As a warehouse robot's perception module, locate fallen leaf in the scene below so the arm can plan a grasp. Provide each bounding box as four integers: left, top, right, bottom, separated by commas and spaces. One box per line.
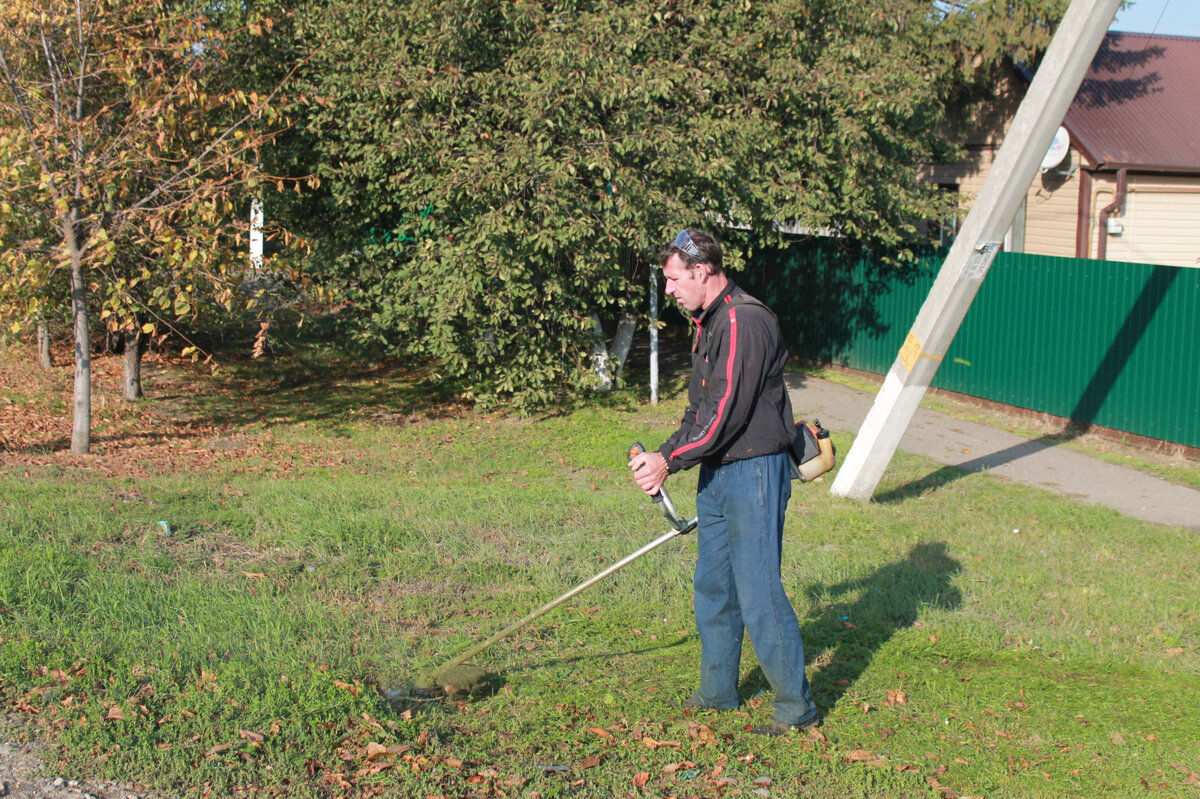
333, 680, 360, 697
686, 722, 716, 746
633, 772, 650, 788
238, 729, 264, 743
105, 706, 125, 720
577, 755, 601, 769
843, 749, 876, 762
365, 742, 388, 761
206, 744, 231, 758
927, 775, 959, 798
587, 726, 613, 740
1170, 764, 1200, 785
642, 736, 681, 750
661, 761, 695, 774
241, 570, 266, 579
885, 689, 908, 705
1111, 732, 1125, 745
443, 757, 464, 769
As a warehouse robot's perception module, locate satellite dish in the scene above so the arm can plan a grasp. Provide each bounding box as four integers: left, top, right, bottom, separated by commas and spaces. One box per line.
1041, 126, 1070, 171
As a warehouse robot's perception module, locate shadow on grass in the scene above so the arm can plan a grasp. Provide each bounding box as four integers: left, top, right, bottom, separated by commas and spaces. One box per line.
164, 350, 471, 430
739, 543, 962, 716
504, 635, 695, 683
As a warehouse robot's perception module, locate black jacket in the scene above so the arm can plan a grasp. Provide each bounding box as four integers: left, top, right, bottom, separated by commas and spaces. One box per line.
658, 281, 795, 474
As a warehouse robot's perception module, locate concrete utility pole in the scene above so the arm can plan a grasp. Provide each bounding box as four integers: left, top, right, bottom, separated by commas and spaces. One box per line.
830, 0, 1123, 501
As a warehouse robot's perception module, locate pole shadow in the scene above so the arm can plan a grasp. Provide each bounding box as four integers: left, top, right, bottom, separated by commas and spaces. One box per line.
877, 263, 1181, 502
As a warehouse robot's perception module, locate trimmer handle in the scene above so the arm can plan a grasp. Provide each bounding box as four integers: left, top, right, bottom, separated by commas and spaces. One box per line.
628, 442, 691, 533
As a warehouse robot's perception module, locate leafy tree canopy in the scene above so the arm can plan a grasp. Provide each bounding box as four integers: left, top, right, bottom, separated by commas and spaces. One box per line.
291, 0, 1066, 408
0, 0, 299, 451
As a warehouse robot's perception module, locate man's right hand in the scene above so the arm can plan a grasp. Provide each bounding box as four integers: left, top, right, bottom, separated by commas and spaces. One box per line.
629, 450, 669, 497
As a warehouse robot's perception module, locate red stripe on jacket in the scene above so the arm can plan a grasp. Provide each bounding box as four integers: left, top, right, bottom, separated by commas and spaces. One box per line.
669, 303, 739, 464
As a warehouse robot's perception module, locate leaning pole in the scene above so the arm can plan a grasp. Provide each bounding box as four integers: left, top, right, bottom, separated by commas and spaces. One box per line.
830, 0, 1124, 501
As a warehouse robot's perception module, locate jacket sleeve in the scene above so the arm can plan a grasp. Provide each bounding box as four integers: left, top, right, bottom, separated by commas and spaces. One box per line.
661, 304, 773, 474
657, 405, 696, 465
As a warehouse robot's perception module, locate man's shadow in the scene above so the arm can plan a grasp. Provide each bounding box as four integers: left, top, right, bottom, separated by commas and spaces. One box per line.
739, 543, 962, 713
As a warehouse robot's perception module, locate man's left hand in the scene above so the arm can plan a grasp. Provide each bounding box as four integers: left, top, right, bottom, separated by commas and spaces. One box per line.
629, 450, 669, 496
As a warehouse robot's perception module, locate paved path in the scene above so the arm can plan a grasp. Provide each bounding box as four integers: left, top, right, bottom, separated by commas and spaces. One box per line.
785, 374, 1200, 531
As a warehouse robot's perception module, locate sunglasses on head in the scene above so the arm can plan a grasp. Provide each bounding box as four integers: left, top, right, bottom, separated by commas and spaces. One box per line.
673, 230, 701, 258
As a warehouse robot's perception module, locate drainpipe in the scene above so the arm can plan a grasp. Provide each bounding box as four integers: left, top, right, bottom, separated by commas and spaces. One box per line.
1096, 167, 1127, 261
1075, 167, 1093, 258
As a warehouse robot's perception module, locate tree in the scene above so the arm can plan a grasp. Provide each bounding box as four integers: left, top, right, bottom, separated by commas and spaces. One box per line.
0, 0, 295, 452
286, 0, 1065, 408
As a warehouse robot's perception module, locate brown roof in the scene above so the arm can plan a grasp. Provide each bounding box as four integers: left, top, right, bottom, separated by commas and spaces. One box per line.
1063, 32, 1200, 174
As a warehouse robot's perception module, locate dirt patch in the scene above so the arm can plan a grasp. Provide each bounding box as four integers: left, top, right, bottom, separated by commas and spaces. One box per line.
0, 349, 267, 478
0, 347, 460, 481
0, 716, 162, 799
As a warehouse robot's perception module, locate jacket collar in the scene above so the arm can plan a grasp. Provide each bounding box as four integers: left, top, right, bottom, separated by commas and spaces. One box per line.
691, 279, 738, 327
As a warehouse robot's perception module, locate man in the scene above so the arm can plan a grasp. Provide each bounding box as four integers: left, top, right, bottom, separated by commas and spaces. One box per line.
629, 229, 818, 736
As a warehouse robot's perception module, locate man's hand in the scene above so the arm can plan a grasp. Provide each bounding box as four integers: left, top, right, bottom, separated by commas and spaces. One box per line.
629, 450, 669, 496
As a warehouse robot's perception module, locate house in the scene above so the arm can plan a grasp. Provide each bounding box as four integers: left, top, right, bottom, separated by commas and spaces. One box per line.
929, 32, 1200, 268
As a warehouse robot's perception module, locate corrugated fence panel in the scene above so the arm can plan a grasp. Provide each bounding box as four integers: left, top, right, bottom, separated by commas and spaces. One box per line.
744, 242, 1200, 449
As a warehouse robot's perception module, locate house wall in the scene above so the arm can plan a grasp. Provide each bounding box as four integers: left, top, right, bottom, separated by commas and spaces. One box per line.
1021, 149, 1083, 258
933, 151, 1200, 268
1093, 174, 1200, 268
923, 67, 1200, 268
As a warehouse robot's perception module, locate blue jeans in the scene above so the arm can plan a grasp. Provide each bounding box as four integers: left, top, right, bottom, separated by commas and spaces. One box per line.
692, 451, 816, 725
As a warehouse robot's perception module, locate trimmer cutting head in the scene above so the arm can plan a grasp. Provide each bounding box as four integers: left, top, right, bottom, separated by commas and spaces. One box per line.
410, 663, 494, 699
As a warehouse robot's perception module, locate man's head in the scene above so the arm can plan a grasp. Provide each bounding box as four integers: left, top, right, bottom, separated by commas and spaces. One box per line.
659, 229, 727, 313
659, 229, 723, 275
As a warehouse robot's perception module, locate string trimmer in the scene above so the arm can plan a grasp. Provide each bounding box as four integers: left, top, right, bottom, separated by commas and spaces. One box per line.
400, 443, 697, 700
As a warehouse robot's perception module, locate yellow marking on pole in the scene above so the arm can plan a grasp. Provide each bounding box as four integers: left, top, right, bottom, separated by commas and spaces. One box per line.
900, 330, 944, 372
899, 331, 922, 372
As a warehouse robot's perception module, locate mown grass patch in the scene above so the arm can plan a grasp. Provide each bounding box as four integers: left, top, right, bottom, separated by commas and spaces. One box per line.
1, 342, 1197, 798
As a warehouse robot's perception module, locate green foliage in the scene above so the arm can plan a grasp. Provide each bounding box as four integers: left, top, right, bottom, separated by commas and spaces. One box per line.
285, 0, 1066, 407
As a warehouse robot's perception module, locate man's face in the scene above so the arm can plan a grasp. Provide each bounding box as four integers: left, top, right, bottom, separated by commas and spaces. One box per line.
662, 252, 708, 314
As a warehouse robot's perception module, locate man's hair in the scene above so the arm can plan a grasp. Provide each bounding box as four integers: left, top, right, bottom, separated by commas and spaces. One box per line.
659, 229, 723, 274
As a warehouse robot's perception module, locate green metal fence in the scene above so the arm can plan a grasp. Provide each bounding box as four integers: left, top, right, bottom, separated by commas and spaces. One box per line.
742, 240, 1200, 450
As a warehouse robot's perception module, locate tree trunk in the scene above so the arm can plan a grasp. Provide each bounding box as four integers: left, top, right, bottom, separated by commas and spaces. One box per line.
590, 314, 612, 391
123, 327, 145, 400
37, 321, 52, 369
591, 311, 639, 391
609, 310, 638, 382
69, 253, 91, 455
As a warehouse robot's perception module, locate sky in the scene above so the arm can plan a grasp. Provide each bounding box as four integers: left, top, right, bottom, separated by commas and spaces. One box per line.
1109, 0, 1200, 38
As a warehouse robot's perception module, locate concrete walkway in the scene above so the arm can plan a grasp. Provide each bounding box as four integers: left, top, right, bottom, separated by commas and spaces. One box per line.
785, 374, 1200, 531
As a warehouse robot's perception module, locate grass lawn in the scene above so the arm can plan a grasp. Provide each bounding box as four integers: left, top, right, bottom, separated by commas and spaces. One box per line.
1, 339, 1197, 798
